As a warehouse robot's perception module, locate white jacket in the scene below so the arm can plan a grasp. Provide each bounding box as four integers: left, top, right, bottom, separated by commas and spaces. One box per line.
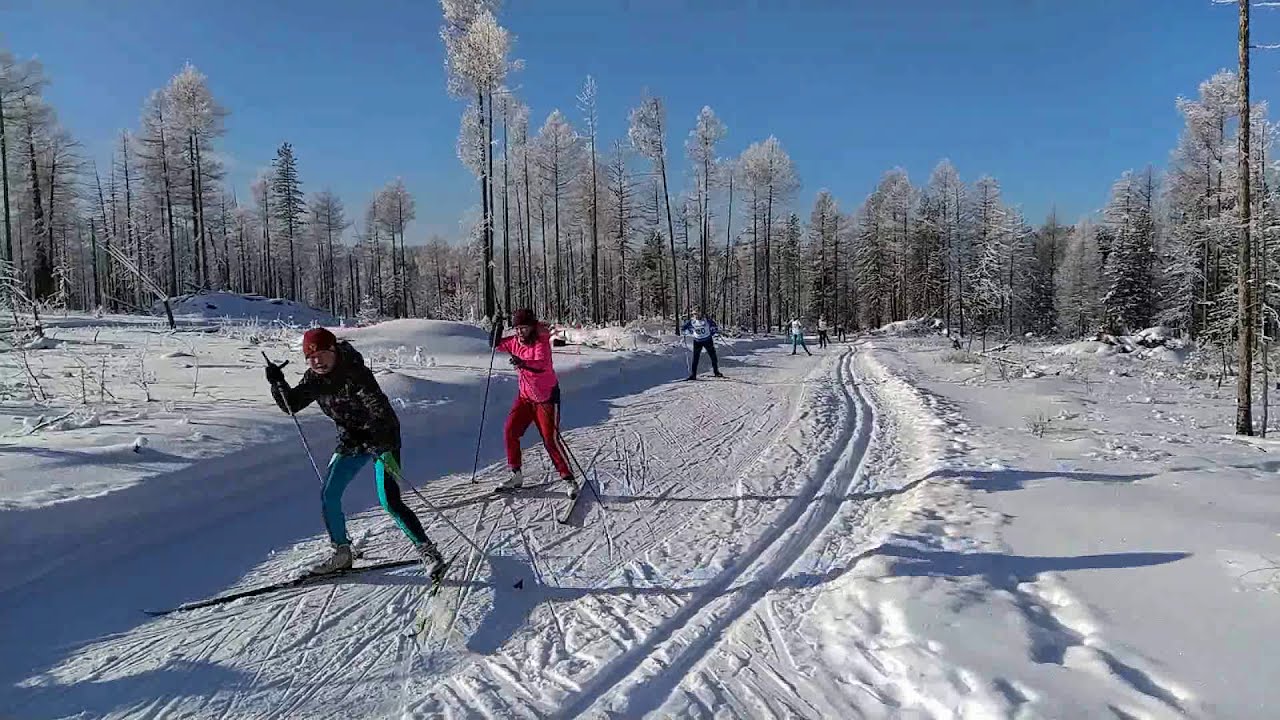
790, 320, 804, 336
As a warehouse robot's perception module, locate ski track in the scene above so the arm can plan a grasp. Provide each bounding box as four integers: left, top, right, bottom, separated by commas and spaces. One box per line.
8, 342, 912, 720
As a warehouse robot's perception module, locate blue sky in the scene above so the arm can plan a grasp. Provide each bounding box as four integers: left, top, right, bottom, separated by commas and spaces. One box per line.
5, 0, 1279, 243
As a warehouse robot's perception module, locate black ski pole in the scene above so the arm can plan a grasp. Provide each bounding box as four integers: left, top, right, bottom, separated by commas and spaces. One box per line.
263, 351, 325, 485
470, 309, 504, 484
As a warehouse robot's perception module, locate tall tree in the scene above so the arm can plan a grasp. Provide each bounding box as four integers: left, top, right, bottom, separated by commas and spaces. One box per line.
741, 136, 798, 331
0, 52, 44, 265
166, 63, 226, 292
687, 106, 726, 314
629, 93, 680, 332
138, 90, 180, 296
535, 110, 580, 320
440, 0, 513, 324
1101, 171, 1157, 333
272, 142, 304, 299
310, 190, 348, 312
577, 76, 602, 322
607, 139, 633, 323
1236, 0, 1254, 435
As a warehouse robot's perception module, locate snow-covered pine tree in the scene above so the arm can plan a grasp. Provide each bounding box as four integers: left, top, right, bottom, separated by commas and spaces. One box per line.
1023, 211, 1067, 336
966, 175, 1009, 343
1101, 170, 1158, 334
271, 142, 305, 299
1057, 219, 1104, 338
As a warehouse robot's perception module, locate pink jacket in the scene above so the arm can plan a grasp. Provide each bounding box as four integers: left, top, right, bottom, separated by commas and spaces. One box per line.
496, 325, 559, 402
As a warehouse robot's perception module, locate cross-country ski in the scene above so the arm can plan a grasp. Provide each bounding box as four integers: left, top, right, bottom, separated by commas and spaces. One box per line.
6, 3, 1280, 718
143, 558, 423, 617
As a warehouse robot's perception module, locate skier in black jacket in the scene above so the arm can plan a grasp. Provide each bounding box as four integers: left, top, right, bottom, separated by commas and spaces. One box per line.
267, 327, 442, 575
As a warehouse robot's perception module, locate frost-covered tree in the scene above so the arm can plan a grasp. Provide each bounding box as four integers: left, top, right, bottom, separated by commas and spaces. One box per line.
440, 0, 514, 322
1101, 170, 1157, 333
807, 190, 839, 320
536, 110, 581, 320
740, 136, 798, 331
1023, 211, 1067, 335
966, 176, 1009, 341
309, 190, 347, 313
919, 161, 966, 333
629, 93, 679, 330
1163, 71, 1238, 336
1057, 219, 1104, 338
686, 105, 725, 313
375, 179, 415, 316
606, 139, 634, 323
166, 63, 226, 290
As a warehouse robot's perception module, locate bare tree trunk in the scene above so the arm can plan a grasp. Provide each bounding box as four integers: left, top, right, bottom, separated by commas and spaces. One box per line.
658, 157, 679, 333
502, 101, 512, 315
1238, 0, 1255, 435
0, 91, 12, 263
480, 91, 495, 321
721, 173, 734, 323
195, 135, 210, 290
157, 110, 178, 297
24, 106, 51, 299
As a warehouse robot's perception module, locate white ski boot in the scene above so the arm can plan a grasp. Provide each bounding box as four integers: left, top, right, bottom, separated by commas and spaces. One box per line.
310, 543, 354, 575
499, 468, 524, 490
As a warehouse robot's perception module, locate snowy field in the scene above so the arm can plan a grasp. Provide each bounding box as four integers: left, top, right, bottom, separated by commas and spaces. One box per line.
3, 311, 1279, 719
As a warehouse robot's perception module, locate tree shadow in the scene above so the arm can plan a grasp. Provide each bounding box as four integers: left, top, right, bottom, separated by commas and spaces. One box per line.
928, 467, 1155, 493
6, 659, 250, 720
873, 543, 1190, 582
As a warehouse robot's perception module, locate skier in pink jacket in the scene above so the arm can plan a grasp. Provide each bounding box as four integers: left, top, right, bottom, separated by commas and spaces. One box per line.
495, 308, 572, 489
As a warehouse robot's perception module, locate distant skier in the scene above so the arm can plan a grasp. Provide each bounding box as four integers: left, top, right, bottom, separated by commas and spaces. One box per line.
266, 327, 444, 575
790, 318, 812, 356
817, 316, 830, 349
681, 306, 724, 380
495, 308, 573, 490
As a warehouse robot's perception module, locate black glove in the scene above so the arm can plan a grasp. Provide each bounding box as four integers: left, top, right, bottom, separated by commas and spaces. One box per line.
509, 356, 526, 369
264, 359, 288, 386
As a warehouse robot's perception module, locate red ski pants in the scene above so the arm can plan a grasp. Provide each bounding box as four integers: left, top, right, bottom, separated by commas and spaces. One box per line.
505, 395, 571, 477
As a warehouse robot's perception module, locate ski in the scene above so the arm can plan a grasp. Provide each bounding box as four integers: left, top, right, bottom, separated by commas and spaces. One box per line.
557, 476, 587, 524
143, 558, 421, 616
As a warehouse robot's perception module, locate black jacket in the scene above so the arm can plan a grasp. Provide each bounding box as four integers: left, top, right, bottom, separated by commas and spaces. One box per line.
271, 341, 400, 455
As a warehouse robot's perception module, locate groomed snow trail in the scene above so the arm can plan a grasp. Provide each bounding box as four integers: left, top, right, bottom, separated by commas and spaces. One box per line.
12, 342, 913, 719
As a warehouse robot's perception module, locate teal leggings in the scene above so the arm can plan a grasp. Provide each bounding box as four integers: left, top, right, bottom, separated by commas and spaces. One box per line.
322, 451, 428, 546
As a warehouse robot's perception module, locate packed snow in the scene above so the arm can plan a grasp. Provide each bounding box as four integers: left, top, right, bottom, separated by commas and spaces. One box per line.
2, 314, 1278, 719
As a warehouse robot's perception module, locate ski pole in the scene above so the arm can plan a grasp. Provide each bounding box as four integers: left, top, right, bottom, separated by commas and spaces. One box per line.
263, 351, 325, 485
382, 459, 491, 558
470, 309, 504, 484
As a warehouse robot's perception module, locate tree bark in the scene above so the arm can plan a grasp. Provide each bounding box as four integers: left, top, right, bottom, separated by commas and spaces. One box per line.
1237, 0, 1255, 435
0, 91, 12, 263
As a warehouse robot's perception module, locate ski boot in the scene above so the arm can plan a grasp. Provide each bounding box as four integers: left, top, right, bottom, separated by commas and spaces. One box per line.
498, 467, 524, 490
310, 543, 354, 575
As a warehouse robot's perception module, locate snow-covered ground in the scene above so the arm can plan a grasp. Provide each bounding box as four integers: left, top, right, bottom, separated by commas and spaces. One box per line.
3, 309, 1278, 718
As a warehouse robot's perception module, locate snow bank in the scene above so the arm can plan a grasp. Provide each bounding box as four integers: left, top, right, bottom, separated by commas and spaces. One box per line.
1051, 340, 1119, 357
557, 324, 667, 351
335, 319, 492, 369
871, 317, 939, 337
161, 292, 338, 326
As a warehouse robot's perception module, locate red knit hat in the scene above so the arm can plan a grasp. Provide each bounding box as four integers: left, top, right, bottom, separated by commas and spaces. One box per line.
512, 308, 536, 327
302, 327, 337, 358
